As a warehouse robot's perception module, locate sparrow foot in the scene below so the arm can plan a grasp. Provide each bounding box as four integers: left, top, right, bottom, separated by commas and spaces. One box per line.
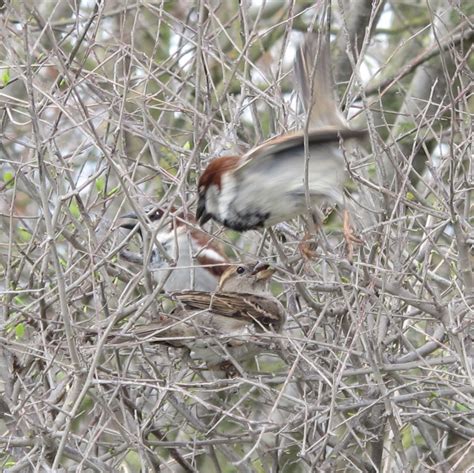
343, 210, 363, 261
298, 232, 318, 260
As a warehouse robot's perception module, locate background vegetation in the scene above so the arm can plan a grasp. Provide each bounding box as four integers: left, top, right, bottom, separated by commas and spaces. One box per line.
0, 0, 472, 471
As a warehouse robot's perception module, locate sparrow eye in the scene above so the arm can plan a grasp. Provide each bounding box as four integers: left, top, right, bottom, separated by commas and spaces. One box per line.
236, 266, 246, 274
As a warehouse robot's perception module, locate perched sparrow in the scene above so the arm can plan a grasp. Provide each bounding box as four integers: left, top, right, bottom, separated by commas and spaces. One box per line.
196, 34, 366, 231
111, 262, 285, 363
118, 206, 229, 292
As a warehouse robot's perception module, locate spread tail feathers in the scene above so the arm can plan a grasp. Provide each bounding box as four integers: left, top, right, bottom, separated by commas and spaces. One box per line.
294, 33, 347, 129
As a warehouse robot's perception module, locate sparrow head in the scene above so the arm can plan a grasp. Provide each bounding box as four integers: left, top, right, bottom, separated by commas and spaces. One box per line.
118, 205, 166, 233
118, 205, 195, 234
218, 262, 275, 294
197, 156, 240, 226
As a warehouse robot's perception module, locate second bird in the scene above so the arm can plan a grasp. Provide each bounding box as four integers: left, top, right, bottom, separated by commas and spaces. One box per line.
111, 262, 285, 365
196, 34, 366, 231
119, 206, 229, 292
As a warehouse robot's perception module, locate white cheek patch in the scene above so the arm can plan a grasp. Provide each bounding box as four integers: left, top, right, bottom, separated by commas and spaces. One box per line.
205, 185, 220, 215
218, 174, 237, 219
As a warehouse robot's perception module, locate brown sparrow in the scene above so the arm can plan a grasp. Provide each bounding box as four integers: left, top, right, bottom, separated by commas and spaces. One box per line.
118, 206, 229, 292
112, 262, 285, 363
196, 34, 366, 231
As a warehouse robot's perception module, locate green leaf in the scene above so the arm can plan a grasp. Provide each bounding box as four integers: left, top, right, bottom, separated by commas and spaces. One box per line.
252, 458, 265, 473
3, 170, 14, 188
95, 177, 105, 194
13, 295, 25, 305
367, 163, 377, 177
450, 262, 457, 279
398, 121, 414, 135
18, 227, 31, 242
124, 450, 141, 470
454, 402, 469, 412
55, 371, 67, 381
15, 323, 25, 339
1, 68, 10, 86
69, 200, 80, 218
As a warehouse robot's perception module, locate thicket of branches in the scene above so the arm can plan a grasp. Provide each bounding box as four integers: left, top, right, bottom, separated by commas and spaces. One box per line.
0, 1, 472, 472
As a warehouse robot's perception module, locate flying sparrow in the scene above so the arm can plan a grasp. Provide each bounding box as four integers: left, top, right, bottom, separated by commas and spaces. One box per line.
118, 206, 229, 292
196, 34, 366, 232
111, 262, 285, 365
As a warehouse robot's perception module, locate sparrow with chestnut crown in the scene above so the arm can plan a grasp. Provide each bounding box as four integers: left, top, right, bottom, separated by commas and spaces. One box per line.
196, 34, 365, 236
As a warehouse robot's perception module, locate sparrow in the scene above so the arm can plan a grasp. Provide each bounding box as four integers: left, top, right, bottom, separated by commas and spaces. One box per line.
118, 206, 229, 292
110, 262, 285, 364
196, 34, 366, 232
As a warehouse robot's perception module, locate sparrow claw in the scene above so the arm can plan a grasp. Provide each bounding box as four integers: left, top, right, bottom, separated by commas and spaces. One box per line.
299, 232, 318, 260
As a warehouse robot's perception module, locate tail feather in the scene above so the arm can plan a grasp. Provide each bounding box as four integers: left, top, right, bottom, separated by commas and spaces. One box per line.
294, 33, 347, 129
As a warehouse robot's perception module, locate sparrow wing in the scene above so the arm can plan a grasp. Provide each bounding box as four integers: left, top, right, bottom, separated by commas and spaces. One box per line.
107, 310, 248, 346
239, 32, 366, 167
107, 316, 198, 346
105, 295, 285, 368
173, 291, 285, 330
229, 34, 366, 209
241, 127, 365, 163
231, 34, 365, 204
226, 132, 347, 216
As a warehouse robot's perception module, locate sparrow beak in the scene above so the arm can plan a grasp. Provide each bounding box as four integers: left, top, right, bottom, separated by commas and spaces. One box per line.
118, 206, 164, 230
196, 195, 211, 226
251, 262, 275, 280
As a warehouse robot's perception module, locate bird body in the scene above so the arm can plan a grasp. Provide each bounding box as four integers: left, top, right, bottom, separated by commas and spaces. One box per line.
198, 131, 359, 231
196, 34, 366, 230
119, 207, 228, 291
112, 263, 285, 363
151, 222, 227, 291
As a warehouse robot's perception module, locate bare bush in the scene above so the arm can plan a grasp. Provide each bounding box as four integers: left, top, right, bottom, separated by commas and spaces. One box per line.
0, 1, 472, 472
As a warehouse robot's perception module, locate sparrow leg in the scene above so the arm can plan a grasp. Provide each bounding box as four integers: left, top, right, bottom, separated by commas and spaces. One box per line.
273, 213, 323, 259
299, 232, 318, 260
272, 222, 315, 259
297, 209, 324, 259
343, 209, 363, 260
